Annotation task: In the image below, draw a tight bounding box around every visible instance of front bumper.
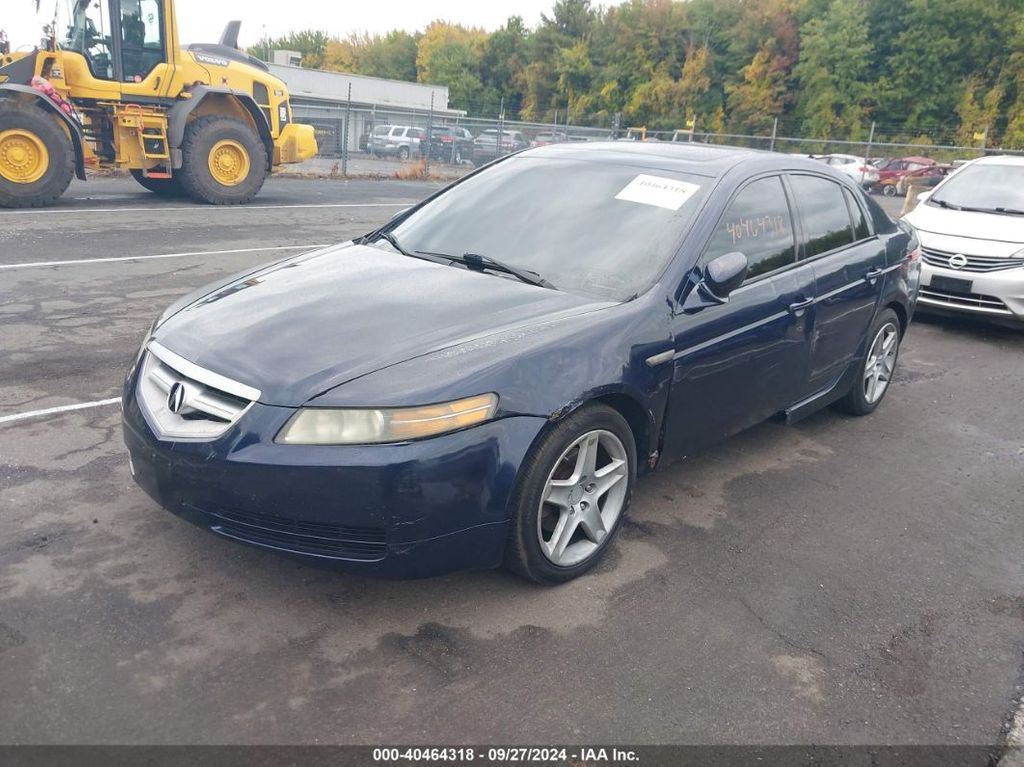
[918,262,1024,322]
[122,383,547,578]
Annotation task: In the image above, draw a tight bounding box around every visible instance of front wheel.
[504,404,636,584]
[178,115,267,205]
[834,308,902,416]
[0,100,75,208]
[882,184,897,197]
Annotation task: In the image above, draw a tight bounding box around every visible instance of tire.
[398,145,410,161]
[834,308,902,416]
[504,404,637,584]
[178,115,267,205]
[883,184,897,197]
[0,100,75,209]
[130,169,184,197]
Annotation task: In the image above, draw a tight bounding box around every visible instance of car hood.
[905,203,1024,251]
[152,243,611,406]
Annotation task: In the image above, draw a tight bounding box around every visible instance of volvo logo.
[948,253,968,270]
[167,382,188,414]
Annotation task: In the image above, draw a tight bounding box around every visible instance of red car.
[875,156,936,194]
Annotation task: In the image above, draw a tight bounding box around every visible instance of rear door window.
[789,175,856,258]
[702,176,796,282]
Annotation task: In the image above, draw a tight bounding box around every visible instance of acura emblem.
[948,253,968,269]
[167,382,187,414]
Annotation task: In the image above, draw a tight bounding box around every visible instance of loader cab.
[62,0,177,97]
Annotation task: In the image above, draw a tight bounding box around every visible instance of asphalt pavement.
[0,177,1022,751]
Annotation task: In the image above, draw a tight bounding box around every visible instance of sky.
[3,0,555,51]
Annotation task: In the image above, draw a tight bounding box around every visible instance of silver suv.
[369,125,424,161]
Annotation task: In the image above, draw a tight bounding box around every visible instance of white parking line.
[0,202,414,216]
[0,244,331,271]
[0,397,122,426]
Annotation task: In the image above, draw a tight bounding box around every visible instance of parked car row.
[809,154,962,198]
[365,124,602,165]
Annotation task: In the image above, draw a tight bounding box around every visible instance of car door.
[663,175,817,459]
[118,0,173,98]
[788,174,888,394]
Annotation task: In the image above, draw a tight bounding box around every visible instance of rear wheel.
[0,100,74,209]
[834,308,902,416]
[398,145,410,161]
[178,115,267,205]
[882,184,897,197]
[130,169,184,197]
[504,404,636,584]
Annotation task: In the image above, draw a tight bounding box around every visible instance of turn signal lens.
[276,394,499,445]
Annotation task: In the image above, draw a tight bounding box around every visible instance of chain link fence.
[288,99,1024,182]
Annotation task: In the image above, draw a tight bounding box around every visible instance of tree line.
[250,0,1024,148]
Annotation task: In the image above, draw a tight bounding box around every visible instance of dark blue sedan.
[122,142,920,583]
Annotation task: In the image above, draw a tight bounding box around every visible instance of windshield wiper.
[369,231,450,264]
[374,231,411,256]
[415,250,555,289]
[930,198,1012,215]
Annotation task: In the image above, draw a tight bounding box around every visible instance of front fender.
[0,83,87,180]
[310,294,675,461]
[167,86,273,169]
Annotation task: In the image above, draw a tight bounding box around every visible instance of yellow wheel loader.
[0,0,317,208]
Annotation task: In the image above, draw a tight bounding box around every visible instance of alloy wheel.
[537,429,629,567]
[864,322,899,404]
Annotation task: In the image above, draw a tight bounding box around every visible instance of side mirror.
[915,190,932,203]
[703,251,748,300]
[680,252,748,313]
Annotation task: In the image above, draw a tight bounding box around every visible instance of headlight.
[127,320,156,380]
[276,393,499,445]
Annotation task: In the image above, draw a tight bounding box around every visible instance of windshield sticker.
[615,175,701,211]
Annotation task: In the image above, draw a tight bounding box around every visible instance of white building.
[268,62,465,155]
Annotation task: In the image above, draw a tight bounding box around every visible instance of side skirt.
[782,362,860,425]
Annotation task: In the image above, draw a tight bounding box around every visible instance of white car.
[815,154,880,188]
[903,155,1024,325]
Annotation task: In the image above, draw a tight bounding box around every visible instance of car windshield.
[929,163,1024,212]
[387,156,708,301]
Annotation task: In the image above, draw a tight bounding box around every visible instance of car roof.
[970,154,1024,167]
[523,141,830,179]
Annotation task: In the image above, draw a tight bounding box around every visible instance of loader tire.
[0,100,75,209]
[130,169,185,197]
[178,116,267,205]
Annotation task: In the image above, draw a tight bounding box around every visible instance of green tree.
[726,46,788,133]
[416,23,487,109]
[247,29,329,69]
[793,0,873,139]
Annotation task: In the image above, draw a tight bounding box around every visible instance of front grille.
[203,506,387,561]
[918,287,1012,315]
[137,343,259,441]
[921,246,1024,273]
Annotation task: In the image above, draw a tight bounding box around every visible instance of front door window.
[120,0,165,82]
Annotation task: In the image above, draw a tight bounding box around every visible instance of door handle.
[788,297,814,316]
[865,268,884,284]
